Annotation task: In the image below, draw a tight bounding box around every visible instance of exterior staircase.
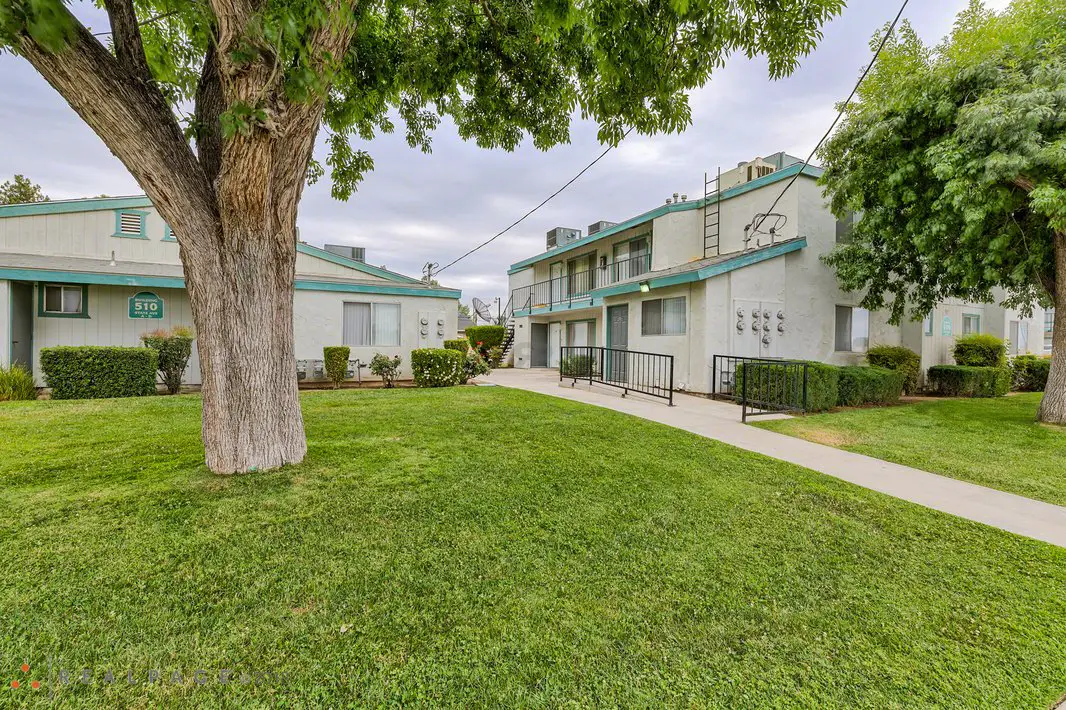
[500,297,516,366]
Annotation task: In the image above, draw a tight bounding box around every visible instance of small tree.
[820,1,1066,423]
[369,354,402,388]
[0,175,49,205]
[323,346,351,389]
[141,326,195,394]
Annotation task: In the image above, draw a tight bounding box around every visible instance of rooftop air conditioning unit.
[587,220,617,236]
[546,227,582,250]
[324,244,366,262]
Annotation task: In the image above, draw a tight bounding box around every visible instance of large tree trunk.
[1038,232,1066,425]
[182,222,307,474]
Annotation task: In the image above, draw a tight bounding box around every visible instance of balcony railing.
[511,252,651,312]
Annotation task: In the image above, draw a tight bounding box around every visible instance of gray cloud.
[0,0,1006,306]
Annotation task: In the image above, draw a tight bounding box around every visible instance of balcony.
[511,252,651,313]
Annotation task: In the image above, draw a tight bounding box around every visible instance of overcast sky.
[0,1,1009,307]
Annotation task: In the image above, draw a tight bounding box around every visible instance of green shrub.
[323,346,351,388]
[1011,355,1051,392]
[141,326,195,394]
[411,348,466,387]
[369,353,402,388]
[0,364,36,401]
[444,339,469,353]
[463,351,491,381]
[866,345,920,395]
[735,361,839,413]
[486,345,504,368]
[837,366,905,407]
[927,365,1011,398]
[560,354,594,378]
[41,346,157,400]
[953,333,1007,367]
[465,325,505,355]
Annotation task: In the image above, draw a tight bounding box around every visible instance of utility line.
[435,127,634,275]
[749,0,910,235]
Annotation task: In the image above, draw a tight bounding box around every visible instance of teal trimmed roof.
[508,163,823,274]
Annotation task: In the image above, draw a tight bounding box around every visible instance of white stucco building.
[505,152,1053,394]
[0,196,460,386]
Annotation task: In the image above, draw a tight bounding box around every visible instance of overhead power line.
[749,0,910,235]
[435,127,634,276]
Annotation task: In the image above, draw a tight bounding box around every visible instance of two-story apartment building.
[506,152,1053,394]
[0,196,461,386]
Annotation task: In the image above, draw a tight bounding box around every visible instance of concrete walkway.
[478,368,1066,548]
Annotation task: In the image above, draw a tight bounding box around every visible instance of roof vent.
[324,244,366,262]
[587,220,617,236]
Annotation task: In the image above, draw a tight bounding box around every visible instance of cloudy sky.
[0,0,1009,307]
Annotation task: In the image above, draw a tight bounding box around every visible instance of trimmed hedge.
[953,333,1007,367]
[837,366,905,407]
[411,348,466,387]
[443,339,469,353]
[867,345,920,395]
[323,346,351,389]
[560,354,594,378]
[927,365,1011,398]
[735,361,839,413]
[41,346,157,399]
[1012,355,1051,392]
[465,325,505,354]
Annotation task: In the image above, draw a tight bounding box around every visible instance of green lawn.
[2,388,1066,708]
[754,393,1066,507]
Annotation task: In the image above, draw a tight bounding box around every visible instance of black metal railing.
[511,252,652,312]
[711,355,809,422]
[560,346,674,405]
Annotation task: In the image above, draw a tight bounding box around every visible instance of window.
[923,313,934,336]
[962,313,981,335]
[641,297,686,336]
[835,305,870,352]
[1046,309,1056,352]
[835,212,856,244]
[40,284,88,318]
[342,302,400,347]
[113,210,147,238]
[566,320,596,347]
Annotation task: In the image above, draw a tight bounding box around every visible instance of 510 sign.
[129,291,164,320]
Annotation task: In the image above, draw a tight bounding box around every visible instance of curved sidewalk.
[479,368,1066,548]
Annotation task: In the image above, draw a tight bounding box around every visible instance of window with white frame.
[566,320,596,347]
[835,305,870,352]
[641,297,686,336]
[1046,309,1056,352]
[42,284,85,316]
[962,313,981,335]
[342,302,401,347]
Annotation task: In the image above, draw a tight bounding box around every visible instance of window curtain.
[373,303,401,346]
[343,302,372,346]
[663,297,686,334]
[834,305,852,351]
[851,308,870,352]
[642,300,662,336]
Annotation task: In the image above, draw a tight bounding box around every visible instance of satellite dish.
[472,297,494,324]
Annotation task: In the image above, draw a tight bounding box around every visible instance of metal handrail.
[511,253,652,312]
[560,345,674,405]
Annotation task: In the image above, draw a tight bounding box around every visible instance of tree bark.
[1038,232,1066,424]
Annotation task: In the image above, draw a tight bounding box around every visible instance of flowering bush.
[463,351,491,381]
[486,346,504,368]
[369,353,402,388]
[410,348,465,387]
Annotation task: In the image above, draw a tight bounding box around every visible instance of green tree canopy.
[0,174,49,204]
[819,0,1066,422]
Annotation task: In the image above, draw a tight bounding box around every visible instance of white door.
[548,322,562,367]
